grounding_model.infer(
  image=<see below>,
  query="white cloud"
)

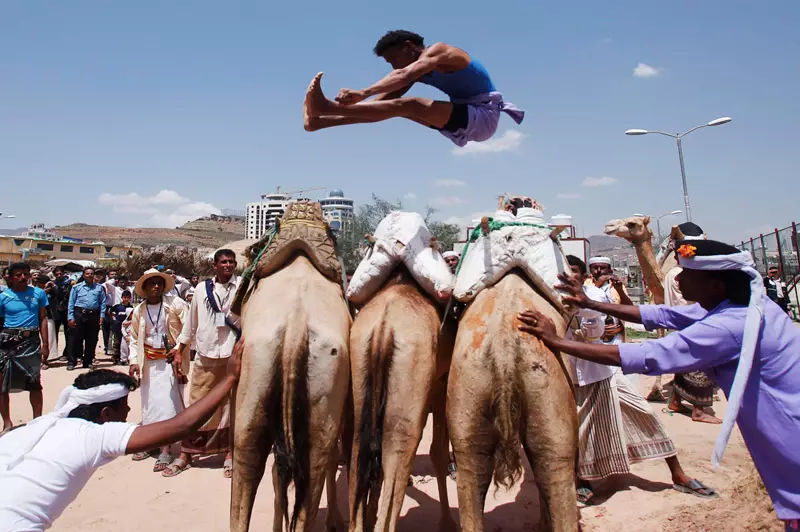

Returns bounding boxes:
[557,193,581,200]
[452,130,524,156]
[434,179,466,187]
[444,211,494,231]
[98,189,221,227]
[431,196,465,206]
[582,176,618,187]
[403,192,417,199]
[633,63,660,78]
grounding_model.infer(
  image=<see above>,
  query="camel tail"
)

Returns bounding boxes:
[272,316,310,532]
[354,317,394,529]
[490,351,523,491]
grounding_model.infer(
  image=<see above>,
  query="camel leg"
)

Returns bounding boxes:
[448,375,495,532]
[273,462,286,532]
[520,388,579,532]
[347,360,367,532]
[325,449,346,532]
[430,378,457,532]
[230,358,275,532]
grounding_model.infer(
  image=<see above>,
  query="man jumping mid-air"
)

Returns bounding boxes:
[303,30,524,147]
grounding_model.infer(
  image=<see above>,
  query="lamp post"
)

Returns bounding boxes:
[633,209,682,244]
[625,116,732,222]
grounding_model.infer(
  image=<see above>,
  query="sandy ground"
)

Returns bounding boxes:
[5,333,776,531]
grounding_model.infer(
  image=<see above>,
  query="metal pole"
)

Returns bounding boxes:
[676,137,692,222]
[656,218,662,244]
[776,228,786,282]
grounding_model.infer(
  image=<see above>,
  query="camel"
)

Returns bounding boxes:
[447,271,579,532]
[348,266,457,532]
[230,254,351,532]
[603,215,668,401]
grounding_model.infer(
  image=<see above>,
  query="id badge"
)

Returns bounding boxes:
[215,312,226,327]
[151,336,163,349]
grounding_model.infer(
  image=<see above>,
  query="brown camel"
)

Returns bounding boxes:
[230,255,351,532]
[348,266,457,532]
[448,271,579,532]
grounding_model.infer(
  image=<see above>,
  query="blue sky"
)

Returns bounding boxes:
[2,1,798,243]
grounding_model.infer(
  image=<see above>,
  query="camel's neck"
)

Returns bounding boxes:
[632,238,665,304]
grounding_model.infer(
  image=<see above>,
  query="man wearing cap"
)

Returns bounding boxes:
[66,267,106,371]
[662,222,722,424]
[519,240,800,529]
[0,341,243,531]
[127,269,188,473]
[442,251,460,274]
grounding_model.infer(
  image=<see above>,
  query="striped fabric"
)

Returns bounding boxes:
[576,372,676,481]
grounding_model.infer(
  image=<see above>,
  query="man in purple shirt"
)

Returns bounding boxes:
[517,239,800,530]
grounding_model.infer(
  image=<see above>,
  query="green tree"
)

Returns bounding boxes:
[337,194,461,272]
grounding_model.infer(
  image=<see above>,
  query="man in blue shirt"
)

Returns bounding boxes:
[67,267,106,371]
[0,262,49,433]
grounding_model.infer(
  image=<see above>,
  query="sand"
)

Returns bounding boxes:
[5,335,777,531]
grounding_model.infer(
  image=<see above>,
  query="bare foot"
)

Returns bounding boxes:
[668,395,689,413]
[692,408,722,424]
[305,72,332,119]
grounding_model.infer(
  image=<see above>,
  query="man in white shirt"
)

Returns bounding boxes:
[565,256,714,505]
[0,344,242,532]
[166,249,240,478]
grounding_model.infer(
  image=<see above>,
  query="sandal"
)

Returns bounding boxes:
[162,457,191,478]
[153,453,173,473]
[673,479,719,499]
[223,457,233,479]
[132,450,156,462]
[447,461,458,481]
[576,486,595,505]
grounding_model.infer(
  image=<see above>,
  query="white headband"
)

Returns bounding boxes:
[4,383,130,471]
[678,249,764,467]
[442,251,459,259]
[587,257,611,266]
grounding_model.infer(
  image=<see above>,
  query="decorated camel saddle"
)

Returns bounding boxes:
[346,211,455,305]
[454,204,569,314]
[232,201,341,314]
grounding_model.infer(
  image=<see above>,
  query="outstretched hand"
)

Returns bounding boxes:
[335,88,367,105]
[517,310,559,345]
[227,338,244,381]
[556,272,590,309]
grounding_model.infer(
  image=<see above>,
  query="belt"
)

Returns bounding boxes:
[1,327,39,337]
[74,307,100,314]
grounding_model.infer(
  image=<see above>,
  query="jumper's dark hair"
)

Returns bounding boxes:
[214,248,236,264]
[566,255,587,276]
[373,30,424,56]
[7,262,31,276]
[68,370,138,422]
[710,270,752,306]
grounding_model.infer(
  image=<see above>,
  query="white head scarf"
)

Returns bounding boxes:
[3,383,130,471]
[587,256,611,266]
[442,251,459,259]
[678,248,764,467]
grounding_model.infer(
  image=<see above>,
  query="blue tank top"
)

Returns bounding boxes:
[418,58,497,100]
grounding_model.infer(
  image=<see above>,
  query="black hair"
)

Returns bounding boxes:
[67,369,138,422]
[117,275,129,282]
[190,272,198,278]
[768,265,779,271]
[83,266,95,273]
[214,248,236,263]
[94,268,106,276]
[710,270,751,306]
[566,255,587,276]
[7,262,31,276]
[373,30,424,56]
[54,266,64,273]
[121,289,132,298]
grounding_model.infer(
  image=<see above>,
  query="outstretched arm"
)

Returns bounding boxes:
[518,311,622,366]
[126,339,242,454]
[336,43,458,104]
[557,272,643,324]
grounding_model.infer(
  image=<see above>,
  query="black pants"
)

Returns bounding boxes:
[68,310,100,367]
[101,318,112,355]
[52,317,68,357]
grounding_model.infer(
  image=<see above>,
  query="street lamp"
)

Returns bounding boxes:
[624,116,732,222]
[633,209,682,243]
[0,213,17,219]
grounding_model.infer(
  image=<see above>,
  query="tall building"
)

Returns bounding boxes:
[246,192,291,240]
[320,189,355,235]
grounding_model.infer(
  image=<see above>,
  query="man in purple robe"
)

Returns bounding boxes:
[517,239,800,530]
[303,30,524,147]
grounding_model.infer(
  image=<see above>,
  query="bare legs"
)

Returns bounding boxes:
[303,73,453,131]
[668,393,722,424]
[0,392,11,432]
[0,389,43,432]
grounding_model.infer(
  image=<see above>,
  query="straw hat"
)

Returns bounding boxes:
[134,268,175,298]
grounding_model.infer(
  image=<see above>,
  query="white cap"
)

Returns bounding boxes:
[587,256,611,266]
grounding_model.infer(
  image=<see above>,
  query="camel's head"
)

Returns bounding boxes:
[604,216,653,243]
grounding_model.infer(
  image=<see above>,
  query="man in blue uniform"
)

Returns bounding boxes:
[303,30,524,147]
[67,267,106,371]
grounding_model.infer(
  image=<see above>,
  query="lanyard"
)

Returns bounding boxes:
[146,302,163,330]
[212,280,233,310]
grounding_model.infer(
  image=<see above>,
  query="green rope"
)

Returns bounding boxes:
[454,218,552,276]
[241,226,278,283]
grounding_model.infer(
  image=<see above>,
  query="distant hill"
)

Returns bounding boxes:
[51,217,245,249]
[588,234,637,265]
[0,227,28,236]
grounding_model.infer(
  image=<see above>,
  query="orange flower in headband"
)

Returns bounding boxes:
[677,244,697,258]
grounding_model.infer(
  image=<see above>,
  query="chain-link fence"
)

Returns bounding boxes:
[738,222,799,320]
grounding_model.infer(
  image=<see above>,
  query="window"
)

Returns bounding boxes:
[80,246,94,254]
[36,243,54,251]
[105,246,113,253]
[60,245,73,253]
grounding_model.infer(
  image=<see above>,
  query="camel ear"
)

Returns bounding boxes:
[669,226,685,241]
[643,215,651,224]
